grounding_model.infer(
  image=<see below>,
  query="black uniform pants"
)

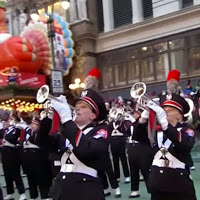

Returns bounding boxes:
[22,148,52,199]
[128,143,153,192]
[1,146,25,195]
[98,154,118,189]
[110,136,129,179]
[50,172,105,200]
[150,166,197,200]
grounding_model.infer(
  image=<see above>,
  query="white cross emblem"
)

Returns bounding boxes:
[166,94,172,100]
[81,90,88,97]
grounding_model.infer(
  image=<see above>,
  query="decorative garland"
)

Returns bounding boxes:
[0,84,37,92]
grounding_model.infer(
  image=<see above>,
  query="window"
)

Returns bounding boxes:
[102,66,114,89]
[169,39,184,49]
[128,60,140,83]
[182,0,193,8]
[113,0,132,28]
[97,0,104,32]
[188,47,200,75]
[154,43,168,53]
[139,46,153,56]
[155,54,169,81]
[187,34,200,46]
[170,50,186,76]
[141,57,154,81]
[142,0,153,19]
[114,63,127,86]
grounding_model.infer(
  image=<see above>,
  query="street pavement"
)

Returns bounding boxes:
[0,152,200,200]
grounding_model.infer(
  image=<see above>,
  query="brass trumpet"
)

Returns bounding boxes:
[36,85,75,110]
[130,82,160,110]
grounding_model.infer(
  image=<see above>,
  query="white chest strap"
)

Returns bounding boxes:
[153,131,185,169]
[60,152,97,177]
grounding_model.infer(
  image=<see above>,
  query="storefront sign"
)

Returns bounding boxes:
[17,73,46,88]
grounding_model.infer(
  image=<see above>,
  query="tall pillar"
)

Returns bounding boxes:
[131,0,143,24]
[153,0,181,18]
[194,0,200,5]
[102,0,114,32]
[6,8,13,34]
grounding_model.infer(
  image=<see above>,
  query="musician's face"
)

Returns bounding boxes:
[74,101,97,126]
[163,106,183,126]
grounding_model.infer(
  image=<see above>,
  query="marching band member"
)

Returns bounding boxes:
[23,117,52,200]
[2,114,26,200]
[109,101,130,183]
[167,69,195,170]
[137,93,197,200]
[49,88,109,200]
[127,107,153,198]
[98,103,121,198]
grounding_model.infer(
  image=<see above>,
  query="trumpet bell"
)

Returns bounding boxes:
[36,85,50,103]
[130,82,146,99]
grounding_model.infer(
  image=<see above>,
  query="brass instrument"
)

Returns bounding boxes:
[108,106,125,121]
[36,85,74,110]
[184,98,194,123]
[130,82,152,109]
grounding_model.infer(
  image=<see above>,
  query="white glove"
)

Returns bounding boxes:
[124,113,135,123]
[40,110,47,120]
[141,110,149,119]
[139,110,149,124]
[51,95,72,124]
[147,100,168,130]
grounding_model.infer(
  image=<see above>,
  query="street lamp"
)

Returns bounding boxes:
[29,1,71,95]
[69,78,85,96]
[30,9,39,21]
[61,0,70,10]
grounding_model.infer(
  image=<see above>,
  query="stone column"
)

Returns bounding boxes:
[131,0,143,24]
[194,0,200,5]
[102,0,114,32]
[153,0,181,18]
[77,0,88,20]
[5,8,13,34]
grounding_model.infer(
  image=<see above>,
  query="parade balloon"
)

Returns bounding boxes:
[63,29,72,38]
[0,36,41,73]
[60,21,66,29]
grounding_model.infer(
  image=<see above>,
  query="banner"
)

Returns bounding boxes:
[17,72,46,88]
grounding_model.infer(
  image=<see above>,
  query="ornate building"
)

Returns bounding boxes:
[5,0,200,99]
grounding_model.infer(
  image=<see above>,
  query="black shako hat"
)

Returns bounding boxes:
[159,93,190,115]
[78,89,107,121]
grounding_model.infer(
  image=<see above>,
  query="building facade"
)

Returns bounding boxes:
[95,0,200,99]
[70,0,200,100]
[5,0,200,99]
